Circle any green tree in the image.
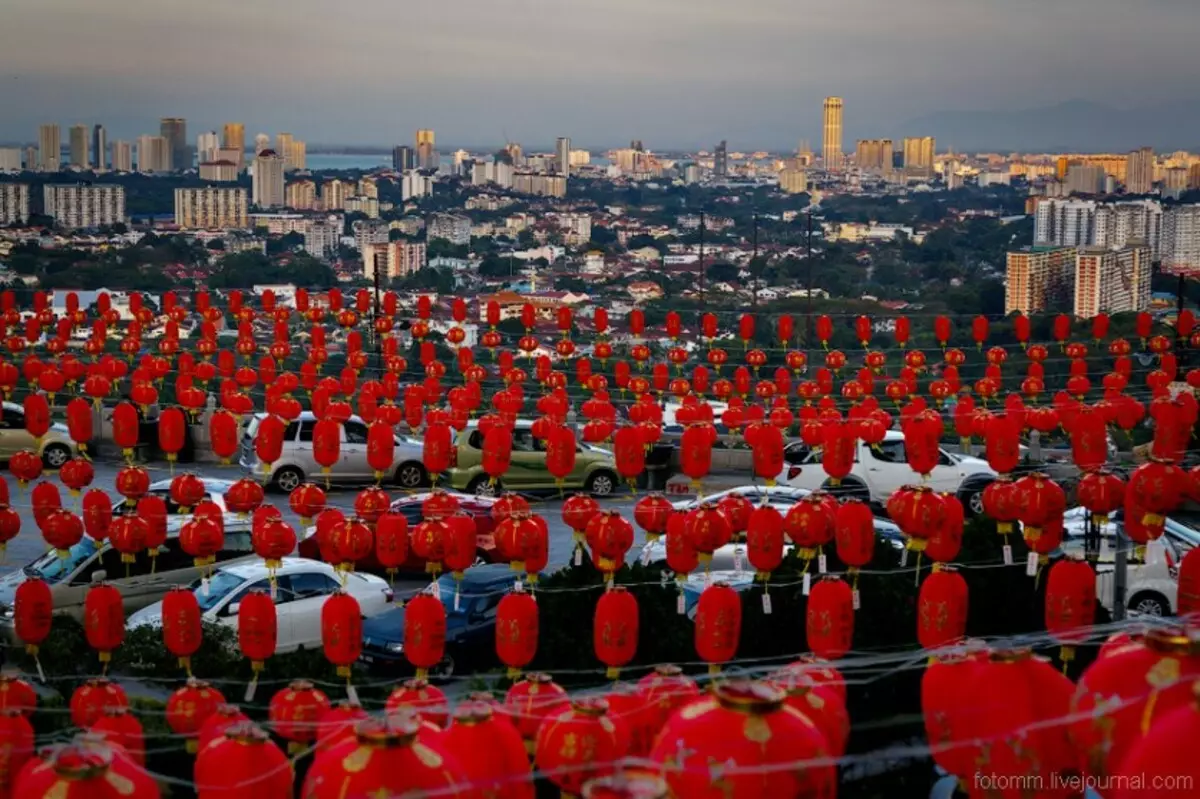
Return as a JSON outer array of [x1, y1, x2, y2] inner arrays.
[[478, 254, 513, 279], [706, 262, 739, 283]]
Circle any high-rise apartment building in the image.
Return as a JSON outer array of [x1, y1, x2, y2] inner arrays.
[[198, 160, 239, 182], [1004, 246, 1077, 315], [0, 184, 30, 225], [1034, 199, 1098, 248], [713, 140, 728, 178], [822, 97, 844, 171], [902, 137, 935, 178], [285, 180, 317, 210], [276, 134, 294, 165], [254, 134, 270, 156], [68, 125, 89, 168], [222, 123, 245, 170], [401, 171, 433, 201], [512, 172, 567, 198], [779, 167, 808, 194], [286, 140, 306, 171], [252, 150, 286, 208], [161, 118, 188, 171], [1074, 244, 1151, 318], [110, 141, 133, 172], [556, 137, 571, 178], [855, 139, 893, 172], [1161, 205, 1200, 276], [303, 220, 341, 260], [22, 147, 36, 171], [136, 135, 171, 172], [363, 241, 427, 281], [38, 124, 60, 171], [174, 187, 248, 229], [358, 177, 378, 199], [428, 213, 471, 246], [92, 125, 106, 170], [1190, 164, 1200, 191], [322, 179, 348, 211], [1064, 164, 1105, 196], [416, 129, 436, 169], [43, 184, 126, 229], [1163, 167, 1190, 200], [0, 149, 21, 172], [1125, 147, 1155, 195], [1036, 198, 1165, 257], [196, 131, 220, 164], [392, 146, 414, 171]]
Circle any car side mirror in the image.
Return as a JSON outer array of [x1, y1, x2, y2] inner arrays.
[[90, 570, 107, 584]]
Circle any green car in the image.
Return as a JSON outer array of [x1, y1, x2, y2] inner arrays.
[[446, 421, 620, 497]]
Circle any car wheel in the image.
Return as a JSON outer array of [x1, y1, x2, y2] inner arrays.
[[394, 462, 428, 490], [961, 483, 989, 517], [1129, 592, 1169, 617], [435, 653, 456, 679], [42, 444, 72, 470], [468, 476, 500, 498], [272, 467, 304, 494], [586, 470, 618, 497]]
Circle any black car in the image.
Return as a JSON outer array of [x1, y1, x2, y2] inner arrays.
[[358, 564, 519, 678]]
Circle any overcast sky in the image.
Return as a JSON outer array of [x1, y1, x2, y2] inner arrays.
[[1, 0, 1197, 151]]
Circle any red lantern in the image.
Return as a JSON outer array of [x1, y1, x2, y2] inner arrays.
[[65, 396, 93, 452], [593, 586, 638, 679], [90, 707, 146, 767], [694, 582, 741, 672], [496, 589, 539, 680], [679, 424, 712, 489], [404, 593, 447, 680], [14, 737, 157, 799], [585, 511, 634, 576], [535, 698, 628, 797], [13, 577, 52, 661], [784, 494, 834, 563], [289, 481, 326, 525], [83, 584, 124, 665], [238, 590, 276, 698], [1044, 556, 1096, 666], [162, 587, 202, 673], [374, 511, 410, 579], [268, 680, 331, 754], [649, 681, 835, 799], [166, 678, 224, 753], [806, 577, 853, 660], [834, 499, 874, 585], [385, 678, 449, 728], [321, 590, 363, 679], [208, 410, 239, 465], [70, 678, 129, 728], [1012, 472, 1066, 540], [1076, 469, 1126, 526], [916, 567, 968, 649], [1128, 457, 1185, 527]]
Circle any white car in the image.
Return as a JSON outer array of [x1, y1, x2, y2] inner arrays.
[[112, 477, 234, 516], [127, 558, 395, 652], [670, 484, 811, 512], [1060, 507, 1200, 617], [780, 429, 997, 515], [239, 412, 427, 493]]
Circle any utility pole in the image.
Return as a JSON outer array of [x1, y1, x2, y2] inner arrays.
[[698, 211, 706, 311]]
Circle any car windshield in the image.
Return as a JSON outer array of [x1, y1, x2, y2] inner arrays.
[[435, 575, 500, 616], [27, 537, 98, 584], [188, 570, 247, 611]]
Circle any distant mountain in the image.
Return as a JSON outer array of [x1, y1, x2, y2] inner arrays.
[[899, 100, 1200, 153]]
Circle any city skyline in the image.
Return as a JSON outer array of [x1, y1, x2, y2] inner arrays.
[[3, 0, 1199, 151]]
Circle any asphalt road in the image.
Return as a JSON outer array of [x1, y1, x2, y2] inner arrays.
[[1, 460, 642, 592]]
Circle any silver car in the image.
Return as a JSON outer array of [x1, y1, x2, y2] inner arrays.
[[0, 514, 256, 639], [239, 412, 427, 493]]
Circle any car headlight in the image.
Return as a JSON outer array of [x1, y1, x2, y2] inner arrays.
[[387, 642, 404, 653]]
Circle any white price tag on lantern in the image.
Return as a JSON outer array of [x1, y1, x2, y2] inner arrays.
[[1026, 552, 1039, 577], [762, 593, 773, 615], [346, 684, 359, 705], [431, 580, 442, 599], [641, 547, 651, 566], [818, 554, 827, 574], [574, 548, 583, 567], [515, 579, 524, 592], [1003, 544, 1013, 566], [244, 681, 257, 703], [733, 547, 744, 575], [676, 594, 685, 615], [453, 589, 461, 611], [899, 549, 908, 568], [201, 577, 211, 597], [852, 590, 861, 610], [270, 580, 278, 601], [802, 572, 812, 595]]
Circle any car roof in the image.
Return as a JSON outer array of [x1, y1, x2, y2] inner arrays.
[[149, 477, 236, 493], [452, 563, 526, 586], [461, 419, 536, 431], [252, 411, 367, 425], [215, 556, 331, 580], [393, 491, 495, 507]]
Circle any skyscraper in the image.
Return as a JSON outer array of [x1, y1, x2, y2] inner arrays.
[[110, 141, 132, 172], [556, 137, 571, 178], [1074, 245, 1151, 318], [276, 133, 294, 170], [902, 137, 936, 178], [286, 140, 306, 171], [161, 118, 188, 171], [713, 140, 728, 178], [68, 125, 89, 168], [252, 150, 286, 208], [1005, 246, 1078, 315], [196, 131, 220, 164], [854, 139, 893, 172], [1125, 147, 1155, 194], [222, 123, 245, 170], [43, 184, 126, 229], [822, 97, 844, 171], [38, 124, 60, 172], [92, 125, 106, 170], [416, 129, 436, 169], [392, 146, 413, 171], [136, 135, 171, 172], [254, 133, 270, 155]]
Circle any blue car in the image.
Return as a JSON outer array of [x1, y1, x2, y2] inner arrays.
[[359, 564, 519, 678]]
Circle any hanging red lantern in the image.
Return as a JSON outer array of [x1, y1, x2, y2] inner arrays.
[[649, 681, 835, 799], [13, 577, 52, 663], [1044, 556, 1096, 666], [65, 396, 93, 453], [495, 589, 539, 681], [633, 494, 672, 544], [166, 678, 224, 754], [916, 567, 968, 650], [374, 511, 410, 580], [289, 481, 327, 525], [404, 593, 447, 680], [238, 590, 277, 698], [90, 707, 146, 767], [1011, 472, 1065, 541], [83, 584, 124, 666], [321, 590, 363, 680], [162, 587, 202, 675], [745, 503, 784, 587], [535, 698, 628, 797], [208, 410, 239, 465], [694, 582, 741, 673], [1076, 469, 1126, 526], [1128, 457, 1185, 526], [806, 577, 854, 660], [70, 678, 129, 728], [157, 406, 186, 465], [14, 738, 158, 798], [784, 494, 835, 564], [593, 586, 638, 679], [268, 680, 331, 754]]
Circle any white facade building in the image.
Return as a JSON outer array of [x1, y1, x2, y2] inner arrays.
[[428, 213, 471, 245], [1162, 205, 1200, 276], [174, 187, 248, 229], [0, 184, 30, 225], [0, 148, 22, 172], [43, 184, 126, 229], [401, 170, 433, 201], [252, 150, 286, 208]]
